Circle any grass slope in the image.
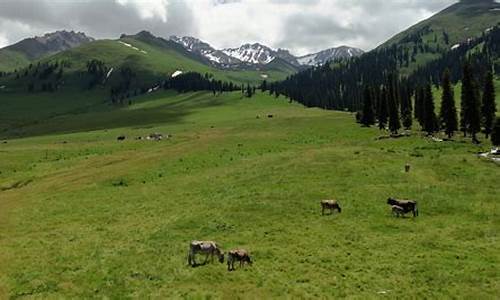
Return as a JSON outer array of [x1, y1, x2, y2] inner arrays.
[[0, 49, 30, 72], [380, 0, 500, 73], [0, 91, 499, 298], [33, 37, 289, 86]]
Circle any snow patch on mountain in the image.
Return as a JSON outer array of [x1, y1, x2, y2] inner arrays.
[[118, 41, 146, 54], [171, 70, 183, 78]]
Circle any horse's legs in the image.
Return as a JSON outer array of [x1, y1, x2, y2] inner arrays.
[[188, 250, 196, 266], [322, 206, 325, 215], [190, 252, 197, 266]]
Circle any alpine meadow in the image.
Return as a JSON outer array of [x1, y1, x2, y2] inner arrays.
[[0, 0, 499, 299]]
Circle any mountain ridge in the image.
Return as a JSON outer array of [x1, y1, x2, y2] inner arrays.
[[169, 35, 363, 68]]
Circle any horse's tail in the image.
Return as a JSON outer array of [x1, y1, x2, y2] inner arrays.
[[337, 204, 342, 213], [414, 202, 419, 217], [187, 250, 192, 265]]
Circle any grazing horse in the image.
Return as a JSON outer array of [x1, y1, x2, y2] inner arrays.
[[387, 198, 418, 217], [321, 200, 342, 215], [227, 249, 252, 271], [187, 241, 224, 266]]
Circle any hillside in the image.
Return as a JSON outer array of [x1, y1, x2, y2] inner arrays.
[[0, 31, 294, 91], [380, 0, 500, 72], [0, 31, 94, 72], [0, 90, 499, 298]]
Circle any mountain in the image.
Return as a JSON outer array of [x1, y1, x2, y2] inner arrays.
[[222, 43, 279, 65], [169, 36, 240, 66], [169, 36, 362, 69], [0, 30, 296, 101], [0, 31, 94, 71], [297, 46, 364, 66]]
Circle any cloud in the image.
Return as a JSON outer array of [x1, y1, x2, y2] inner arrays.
[[0, 0, 458, 54]]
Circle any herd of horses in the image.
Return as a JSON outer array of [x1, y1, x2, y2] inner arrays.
[[188, 197, 418, 271]]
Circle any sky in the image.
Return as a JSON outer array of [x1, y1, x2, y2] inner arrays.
[[0, 0, 458, 55]]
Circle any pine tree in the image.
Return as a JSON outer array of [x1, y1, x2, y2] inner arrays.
[[401, 86, 412, 130], [461, 63, 481, 142], [414, 86, 424, 126], [361, 86, 375, 126], [246, 84, 253, 98], [377, 87, 388, 130], [481, 71, 497, 138], [260, 80, 268, 92], [439, 69, 458, 138], [491, 117, 500, 147], [388, 87, 401, 134], [422, 83, 438, 135]]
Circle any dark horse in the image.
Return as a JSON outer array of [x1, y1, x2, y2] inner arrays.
[[387, 198, 418, 217], [321, 200, 342, 215]]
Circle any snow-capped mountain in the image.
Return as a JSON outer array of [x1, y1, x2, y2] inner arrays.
[[221, 43, 277, 65], [297, 46, 364, 66], [169, 35, 363, 68], [169, 36, 240, 65]]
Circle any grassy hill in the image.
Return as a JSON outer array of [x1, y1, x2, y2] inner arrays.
[[0, 49, 30, 72], [0, 90, 499, 298], [380, 0, 500, 73], [0, 32, 294, 88]]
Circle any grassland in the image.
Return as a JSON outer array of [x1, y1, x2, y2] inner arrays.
[[0, 89, 499, 298]]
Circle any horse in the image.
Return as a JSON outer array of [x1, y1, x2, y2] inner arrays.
[[227, 249, 252, 271], [321, 200, 342, 215], [187, 241, 224, 266], [387, 198, 418, 217]]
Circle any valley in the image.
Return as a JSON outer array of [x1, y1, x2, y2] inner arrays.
[[0, 0, 499, 298]]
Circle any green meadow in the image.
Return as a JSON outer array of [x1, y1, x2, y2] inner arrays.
[[0, 90, 499, 298]]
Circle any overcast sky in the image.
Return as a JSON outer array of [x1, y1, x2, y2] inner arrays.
[[0, 0, 458, 55]]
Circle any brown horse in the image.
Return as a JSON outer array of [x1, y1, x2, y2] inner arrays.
[[227, 249, 252, 271], [321, 200, 342, 215]]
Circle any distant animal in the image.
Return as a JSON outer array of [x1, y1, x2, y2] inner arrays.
[[321, 200, 342, 215], [267, 114, 274, 118], [387, 198, 418, 217], [391, 205, 406, 217], [187, 241, 224, 266], [117, 135, 126, 141], [405, 163, 411, 173], [227, 249, 252, 271]]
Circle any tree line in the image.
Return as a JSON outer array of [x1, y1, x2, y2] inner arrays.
[[358, 63, 498, 146]]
